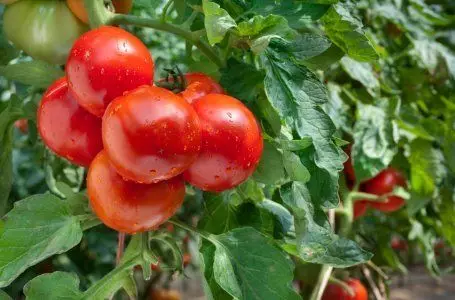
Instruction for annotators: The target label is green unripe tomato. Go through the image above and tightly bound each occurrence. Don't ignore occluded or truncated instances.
[3,0,88,65]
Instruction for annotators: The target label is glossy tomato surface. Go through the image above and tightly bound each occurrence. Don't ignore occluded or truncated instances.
[38,77,103,166]
[179,73,224,104]
[87,151,185,234]
[67,26,154,117]
[3,0,88,64]
[322,279,368,300]
[183,94,263,192]
[361,168,407,212]
[102,85,201,184]
[67,0,132,24]
[353,201,368,219]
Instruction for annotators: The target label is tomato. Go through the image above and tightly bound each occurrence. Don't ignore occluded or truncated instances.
[67,0,133,24]
[149,289,181,300]
[87,151,185,234]
[102,85,201,184]
[353,201,368,219]
[67,26,154,117]
[391,237,408,251]
[14,119,28,134]
[179,73,224,104]
[183,94,263,192]
[322,279,368,300]
[183,253,191,267]
[3,0,88,65]
[38,77,103,167]
[343,145,356,184]
[361,168,407,212]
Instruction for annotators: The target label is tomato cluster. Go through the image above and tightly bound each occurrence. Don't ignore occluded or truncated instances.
[344,146,408,218]
[37,26,263,233]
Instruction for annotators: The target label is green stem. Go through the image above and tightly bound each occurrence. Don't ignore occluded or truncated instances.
[339,192,353,237]
[107,14,224,67]
[84,0,112,28]
[309,265,333,300]
[168,218,211,241]
[161,0,174,23]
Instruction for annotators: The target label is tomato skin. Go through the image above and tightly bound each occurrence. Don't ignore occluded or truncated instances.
[67,0,132,24]
[353,201,368,219]
[67,26,154,117]
[38,77,103,167]
[3,0,88,65]
[322,279,368,300]
[149,289,181,300]
[183,94,263,192]
[179,73,224,104]
[87,151,185,234]
[102,85,201,184]
[361,168,407,212]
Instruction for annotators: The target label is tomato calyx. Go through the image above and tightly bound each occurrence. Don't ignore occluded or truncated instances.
[156,67,188,93]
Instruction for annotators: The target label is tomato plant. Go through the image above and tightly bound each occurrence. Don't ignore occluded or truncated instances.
[3,0,88,65]
[0,0,454,300]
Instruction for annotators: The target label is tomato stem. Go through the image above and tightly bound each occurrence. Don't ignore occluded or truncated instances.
[309,265,333,300]
[168,219,211,241]
[84,0,111,28]
[161,0,174,23]
[116,232,126,266]
[107,14,225,68]
[328,276,355,296]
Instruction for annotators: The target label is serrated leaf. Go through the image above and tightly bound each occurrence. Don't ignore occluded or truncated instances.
[303,44,345,71]
[280,182,372,267]
[281,33,332,62]
[340,57,380,92]
[253,141,286,185]
[283,151,310,183]
[325,83,352,133]
[352,99,399,181]
[322,3,378,62]
[0,61,64,88]
[220,59,264,104]
[24,272,82,300]
[199,192,240,235]
[210,227,301,300]
[0,192,89,287]
[203,0,236,45]
[236,15,296,53]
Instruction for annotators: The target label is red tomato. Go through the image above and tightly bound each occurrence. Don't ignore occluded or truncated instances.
[102,85,201,184]
[322,279,368,300]
[179,73,224,104]
[38,77,102,166]
[361,168,407,212]
[353,201,368,219]
[183,94,263,192]
[14,119,28,133]
[66,26,154,117]
[344,145,356,184]
[391,237,408,251]
[149,289,181,300]
[87,151,185,233]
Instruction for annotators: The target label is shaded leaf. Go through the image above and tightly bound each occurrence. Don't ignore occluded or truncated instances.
[0,61,64,88]
[24,272,82,300]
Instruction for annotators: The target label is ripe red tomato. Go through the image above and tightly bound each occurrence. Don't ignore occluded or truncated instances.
[391,237,408,251]
[322,278,368,300]
[344,145,356,184]
[87,151,185,234]
[179,73,224,104]
[38,77,103,166]
[183,94,263,192]
[67,26,154,117]
[149,289,181,300]
[102,85,201,184]
[361,168,407,212]
[14,119,28,134]
[353,201,368,219]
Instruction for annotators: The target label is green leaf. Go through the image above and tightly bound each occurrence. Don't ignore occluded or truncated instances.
[258,199,293,235]
[0,96,24,216]
[282,151,310,183]
[199,192,240,235]
[236,179,264,203]
[253,141,286,185]
[0,192,90,287]
[236,15,296,53]
[220,59,264,104]
[325,83,352,133]
[439,185,455,248]
[203,0,236,45]
[209,227,300,300]
[200,242,232,300]
[340,57,380,92]
[281,33,332,62]
[24,272,82,300]
[237,203,275,236]
[280,182,372,267]
[303,44,345,71]
[322,3,378,62]
[352,99,399,181]
[408,139,446,196]
[0,34,19,66]
[410,39,455,80]
[0,290,11,300]
[0,61,64,88]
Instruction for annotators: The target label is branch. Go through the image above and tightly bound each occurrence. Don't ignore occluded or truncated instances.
[309,265,333,300]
